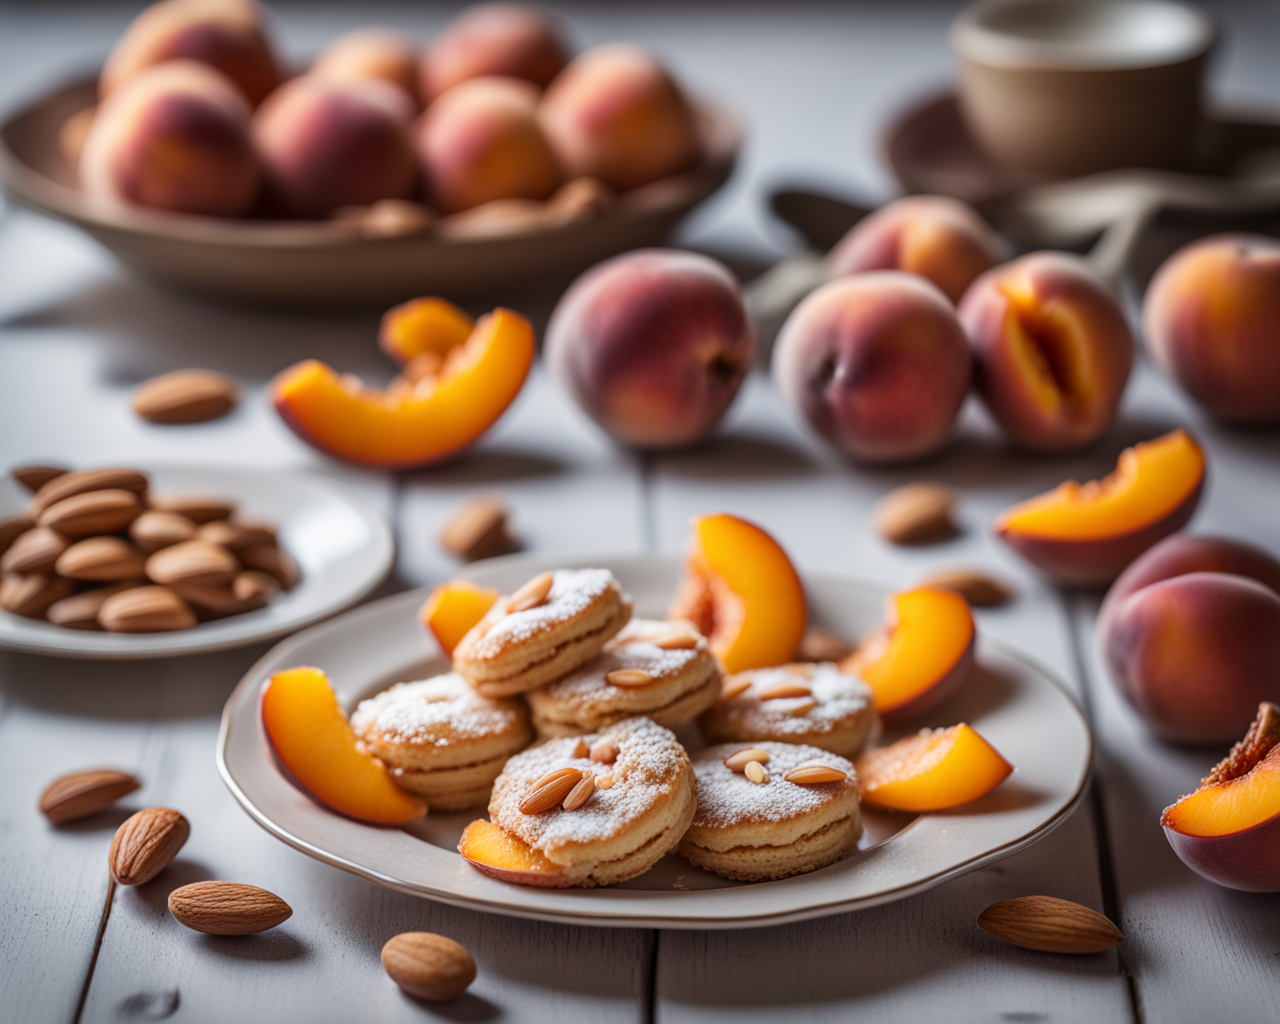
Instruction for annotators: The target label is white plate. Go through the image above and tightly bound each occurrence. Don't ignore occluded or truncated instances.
[218,555,1092,930]
[0,465,393,659]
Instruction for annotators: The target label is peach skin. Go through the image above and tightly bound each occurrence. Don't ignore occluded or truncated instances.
[311,28,422,107]
[419,579,500,656]
[995,429,1206,586]
[422,4,568,101]
[379,297,476,367]
[855,723,1013,812]
[458,819,570,887]
[959,252,1133,454]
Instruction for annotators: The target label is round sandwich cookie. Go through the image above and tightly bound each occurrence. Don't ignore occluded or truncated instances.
[351,673,533,811]
[525,618,722,737]
[482,716,696,888]
[698,661,878,759]
[680,741,862,882]
[452,568,632,698]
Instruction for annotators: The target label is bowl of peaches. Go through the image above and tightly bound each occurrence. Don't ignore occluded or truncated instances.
[0,0,740,308]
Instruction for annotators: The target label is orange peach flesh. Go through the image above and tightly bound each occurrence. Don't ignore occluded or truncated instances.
[419,579,499,656]
[1000,281,1103,425]
[261,666,425,825]
[855,723,1013,812]
[379,297,475,366]
[458,819,569,887]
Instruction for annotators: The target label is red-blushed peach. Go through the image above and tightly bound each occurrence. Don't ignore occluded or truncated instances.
[415,76,562,215]
[1143,233,1280,423]
[252,75,417,219]
[310,28,422,107]
[80,60,261,217]
[772,272,971,463]
[539,43,700,193]
[101,0,280,107]
[546,249,754,449]
[959,251,1133,453]
[827,195,1005,304]
[422,3,568,101]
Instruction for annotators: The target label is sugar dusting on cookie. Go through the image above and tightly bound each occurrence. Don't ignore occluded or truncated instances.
[691,741,858,829]
[466,568,622,656]
[721,663,872,735]
[543,619,704,697]
[352,673,524,747]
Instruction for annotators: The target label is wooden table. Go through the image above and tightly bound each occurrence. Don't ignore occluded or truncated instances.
[3,3,1278,1021]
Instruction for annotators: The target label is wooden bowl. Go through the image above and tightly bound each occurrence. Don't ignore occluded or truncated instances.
[0,77,740,308]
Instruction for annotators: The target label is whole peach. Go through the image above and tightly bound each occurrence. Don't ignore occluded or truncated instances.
[546,249,755,448]
[772,272,972,463]
[253,76,417,219]
[539,43,700,193]
[827,195,1004,304]
[101,0,280,107]
[311,28,422,107]
[1144,233,1280,423]
[422,3,567,100]
[416,76,562,215]
[80,60,261,217]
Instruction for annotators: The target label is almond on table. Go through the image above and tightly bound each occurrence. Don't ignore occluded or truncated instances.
[131,369,240,424]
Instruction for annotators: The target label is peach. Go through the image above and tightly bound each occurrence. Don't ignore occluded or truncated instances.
[419,579,500,656]
[310,28,422,107]
[272,307,534,468]
[855,723,1013,812]
[423,4,568,101]
[261,665,426,825]
[772,272,972,463]
[995,429,1206,586]
[80,60,261,217]
[539,43,700,193]
[1162,702,1280,891]
[959,252,1133,453]
[379,296,475,367]
[1144,234,1280,423]
[827,195,1004,304]
[416,76,562,215]
[253,75,417,219]
[100,0,280,107]
[841,587,975,721]
[668,512,806,674]
[546,249,754,448]
[458,818,569,887]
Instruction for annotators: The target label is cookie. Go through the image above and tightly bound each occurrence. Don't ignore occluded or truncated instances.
[453,568,632,697]
[351,673,533,811]
[679,741,861,882]
[698,662,878,759]
[526,618,721,737]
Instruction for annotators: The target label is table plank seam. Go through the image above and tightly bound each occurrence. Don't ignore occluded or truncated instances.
[71,876,115,1024]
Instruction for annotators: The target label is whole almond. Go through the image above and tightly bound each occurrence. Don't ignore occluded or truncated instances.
[786,698,820,717]
[171,581,265,618]
[920,568,1016,607]
[589,737,619,764]
[146,493,235,524]
[47,584,138,630]
[724,749,771,773]
[876,483,958,545]
[168,881,292,935]
[132,369,240,424]
[544,176,614,226]
[12,465,68,493]
[648,630,701,650]
[237,544,298,589]
[744,760,769,784]
[381,932,476,1001]
[508,571,553,613]
[757,681,812,701]
[146,540,239,587]
[797,626,855,663]
[109,807,189,885]
[99,585,196,632]
[562,771,595,811]
[39,489,141,537]
[605,668,655,687]
[784,765,848,785]
[197,519,276,550]
[977,896,1123,954]
[519,767,583,814]
[1,573,78,618]
[56,536,147,582]
[129,510,197,553]
[1,526,69,574]
[233,570,280,604]
[30,468,148,518]
[439,496,517,562]
[0,514,34,557]
[721,676,752,700]
[40,769,141,824]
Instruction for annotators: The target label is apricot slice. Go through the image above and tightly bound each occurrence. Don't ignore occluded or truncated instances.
[261,665,426,825]
[419,579,500,656]
[994,429,1206,585]
[272,307,535,468]
[855,723,1013,812]
[458,819,570,888]
[379,297,475,367]
[668,512,806,674]
[842,587,975,721]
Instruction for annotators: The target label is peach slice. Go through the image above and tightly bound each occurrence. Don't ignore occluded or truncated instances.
[1162,702,1280,891]
[419,579,500,656]
[855,723,1013,812]
[458,818,570,888]
[668,512,806,674]
[261,665,425,825]
[378,297,475,367]
[994,429,1206,586]
[841,587,975,721]
[272,307,535,468]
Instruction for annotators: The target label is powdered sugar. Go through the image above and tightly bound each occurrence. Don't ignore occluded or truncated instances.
[466,568,622,656]
[351,673,524,747]
[542,619,705,698]
[691,741,858,829]
[719,663,873,735]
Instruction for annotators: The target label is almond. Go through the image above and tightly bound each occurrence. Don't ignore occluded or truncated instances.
[758,681,812,701]
[562,771,595,811]
[12,465,68,493]
[744,760,769,784]
[237,544,298,589]
[784,765,848,785]
[920,568,1016,607]
[439,497,518,562]
[724,749,770,773]
[30,468,148,518]
[197,519,276,550]
[605,668,655,687]
[47,584,138,630]
[786,698,819,716]
[1,573,77,619]
[977,896,1123,954]
[146,493,235,524]
[1,526,69,574]
[168,881,292,935]
[129,510,198,552]
[146,540,239,587]
[40,769,141,824]
[171,582,265,618]
[797,626,855,663]
[0,514,34,557]
[876,483,958,545]
[98,585,196,633]
[589,737,618,764]
[381,932,476,1002]
[544,177,614,226]
[109,807,189,885]
[132,369,240,424]
[721,676,752,700]
[233,570,280,604]
[570,738,590,759]
[519,767,583,814]
[39,489,141,537]
[648,630,701,650]
[508,571,553,613]
[55,536,147,582]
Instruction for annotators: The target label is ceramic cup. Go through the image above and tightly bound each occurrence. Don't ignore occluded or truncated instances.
[951,0,1217,177]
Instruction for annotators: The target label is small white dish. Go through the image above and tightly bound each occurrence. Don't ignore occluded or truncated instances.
[217,555,1092,930]
[0,465,393,659]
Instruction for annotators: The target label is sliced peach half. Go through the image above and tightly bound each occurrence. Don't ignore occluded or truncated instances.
[379,296,475,367]
[668,512,806,673]
[458,819,570,888]
[855,723,1013,812]
[994,429,1206,586]
[841,587,975,721]
[419,578,500,655]
[261,665,426,825]
[1162,701,1280,891]
[272,307,535,468]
